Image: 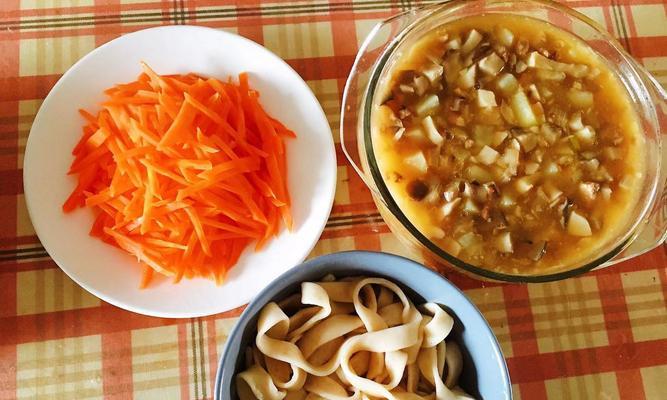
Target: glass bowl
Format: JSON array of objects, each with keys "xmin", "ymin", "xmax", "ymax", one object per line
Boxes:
[{"xmin": 340, "ymin": 0, "xmax": 666, "ymax": 282}]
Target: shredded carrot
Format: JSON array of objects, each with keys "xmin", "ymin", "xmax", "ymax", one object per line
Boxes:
[{"xmin": 64, "ymin": 64, "xmax": 295, "ymax": 287}]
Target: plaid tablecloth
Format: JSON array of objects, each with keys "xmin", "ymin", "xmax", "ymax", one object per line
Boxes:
[{"xmin": 1, "ymin": 1, "xmax": 666, "ymax": 399}]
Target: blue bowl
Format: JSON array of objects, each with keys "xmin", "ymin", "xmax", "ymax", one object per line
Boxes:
[{"xmin": 214, "ymin": 251, "xmax": 511, "ymax": 399}]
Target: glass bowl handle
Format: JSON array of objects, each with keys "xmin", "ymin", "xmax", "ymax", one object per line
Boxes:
[{"xmin": 607, "ymin": 65, "xmax": 667, "ymax": 266}]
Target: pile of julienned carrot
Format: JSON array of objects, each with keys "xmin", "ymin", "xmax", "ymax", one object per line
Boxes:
[{"xmin": 63, "ymin": 63, "xmax": 295, "ymax": 287}]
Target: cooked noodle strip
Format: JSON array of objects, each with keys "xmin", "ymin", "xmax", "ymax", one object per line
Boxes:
[{"xmin": 236, "ymin": 277, "xmax": 475, "ymax": 400}]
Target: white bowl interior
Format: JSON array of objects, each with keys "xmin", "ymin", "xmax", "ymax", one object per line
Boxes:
[{"xmin": 23, "ymin": 26, "xmax": 336, "ymax": 318}]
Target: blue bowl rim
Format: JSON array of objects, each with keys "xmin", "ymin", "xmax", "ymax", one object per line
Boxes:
[{"xmin": 214, "ymin": 250, "xmax": 511, "ymax": 399}]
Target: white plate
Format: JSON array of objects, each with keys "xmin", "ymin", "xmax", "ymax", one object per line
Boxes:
[{"xmin": 23, "ymin": 26, "xmax": 336, "ymax": 318}]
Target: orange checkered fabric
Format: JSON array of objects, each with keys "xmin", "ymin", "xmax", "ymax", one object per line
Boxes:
[{"xmin": 0, "ymin": 1, "xmax": 666, "ymax": 399}]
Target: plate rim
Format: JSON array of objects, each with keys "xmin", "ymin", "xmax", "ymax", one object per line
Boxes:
[{"xmin": 22, "ymin": 25, "xmax": 337, "ymax": 318}]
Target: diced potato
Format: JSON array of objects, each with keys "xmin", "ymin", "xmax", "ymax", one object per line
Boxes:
[
  {"xmin": 477, "ymin": 89, "xmax": 497, "ymax": 108},
  {"xmin": 393, "ymin": 127, "xmax": 406, "ymax": 141},
  {"xmin": 601, "ymin": 185, "xmax": 612, "ymax": 200},
  {"xmin": 441, "ymin": 198, "xmax": 462, "ymax": 218},
  {"xmin": 495, "ymin": 232, "xmax": 514, "ymax": 253},
  {"xmin": 492, "ymin": 130, "xmax": 509, "ymax": 147},
  {"xmin": 414, "ymin": 75, "xmax": 430, "ymax": 96},
  {"xmin": 404, "ymin": 151, "xmax": 428, "ymax": 173},
  {"xmin": 515, "ymin": 60, "xmax": 528, "ymax": 74},
  {"xmin": 543, "ymin": 161, "xmax": 560, "ymax": 175},
  {"xmin": 499, "ymin": 101, "xmax": 516, "ymax": 124},
  {"xmin": 466, "ymin": 165, "xmax": 494, "ymax": 183},
  {"xmin": 525, "ymin": 161, "xmax": 539, "ymax": 175},
  {"xmin": 568, "ymin": 112, "xmax": 584, "ymax": 131},
  {"xmin": 442, "ymin": 237, "xmax": 462, "ymax": 257},
  {"xmin": 501, "ymin": 147, "xmax": 520, "ymax": 176},
  {"xmin": 422, "ymin": 63, "xmax": 444, "ymax": 84},
  {"xmin": 477, "ymin": 145, "xmax": 500, "ymax": 165},
  {"xmin": 461, "ymin": 29, "xmax": 483, "ymax": 54},
  {"xmin": 567, "ymin": 89, "xmax": 594, "ymax": 108},
  {"xmin": 515, "ymin": 176, "xmax": 534, "ymax": 194},
  {"xmin": 526, "ymin": 51, "xmax": 589, "ymax": 77},
  {"xmin": 578, "ymin": 182, "xmax": 600, "ymax": 204},
  {"xmin": 472, "ymin": 125, "xmax": 494, "ymax": 146},
  {"xmin": 602, "ymin": 147, "xmax": 620, "ymax": 161},
  {"xmin": 574, "ymin": 126, "xmax": 596, "ymax": 143},
  {"xmin": 478, "ymin": 53, "xmax": 505, "ymax": 76},
  {"xmin": 428, "ymin": 226, "xmax": 446, "ymax": 239},
  {"xmin": 510, "ymin": 91, "xmax": 538, "ymax": 127},
  {"xmin": 497, "ymin": 27, "xmax": 514, "ymax": 47},
  {"xmin": 567, "ymin": 210, "xmax": 592, "ymax": 236},
  {"xmin": 496, "ymin": 73, "xmax": 519, "ymax": 95},
  {"xmin": 499, "ymin": 195, "xmax": 515, "ymax": 208},
  {"xmin": 516, "ymin": 133, "xmax": 538, "ymax": 152},
  {"xmin": 458, "ymin": 65, "xmax": 477, "ymax": 89},
  {"xmin": 462, "ymin": 198, "xmax": 480, "ymax": 215},
  {"xmin": 416, "ymin": 94, "xmax": 440, "ymax": 116},
  {"xmin": 540, "ymin": 123, "xmax": 561, "ymax": 145},
  {"xmin": 536, "ymin": 69, "xmax": 566, "ymax": 81},
  {"xmin": 421, "ymin": 116, "xmax": 444, "ymax": 146},
  {"xmin": 458, "ymin": 232, "xmax": 480, "ymax": 248},
  {"xmin": 543, "ymin": 183, "xmax": 563, "ymax": 203},
  {"xmin": 445, "ymin": 37, "xmax": 462, "ymax": 50},
  {"xmin": 619, "ymin": 175, "xmax": 634, "ymax": 191}
]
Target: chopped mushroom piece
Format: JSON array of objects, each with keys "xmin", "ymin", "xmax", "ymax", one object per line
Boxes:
[
  {"xmin": 478, "ymin": 53, "xmax": 505, "ymax": 75},
  {"xmin": 476, "ymin": 89, "xmax": 497, "ymax": 108},
  {"xmin": 406, "ymin": 179, "xmax": 430, "ymax": 201},
  {"xmin": 567, "ymin": 210, "xmax": 593, "ymax": 236},
  {"xmin": 526, "ymin": 240, "xmax": 547, "ymax": 261}
]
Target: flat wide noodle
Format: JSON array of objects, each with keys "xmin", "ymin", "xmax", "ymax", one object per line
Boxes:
[{"xmin": 237, "ymin": 276, "xmax": 474, "ymax": 400}]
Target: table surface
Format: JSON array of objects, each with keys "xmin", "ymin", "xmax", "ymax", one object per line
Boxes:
[{"xmin": 1, "ymin": 1, "xmax": 666, "ymax": 399}]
